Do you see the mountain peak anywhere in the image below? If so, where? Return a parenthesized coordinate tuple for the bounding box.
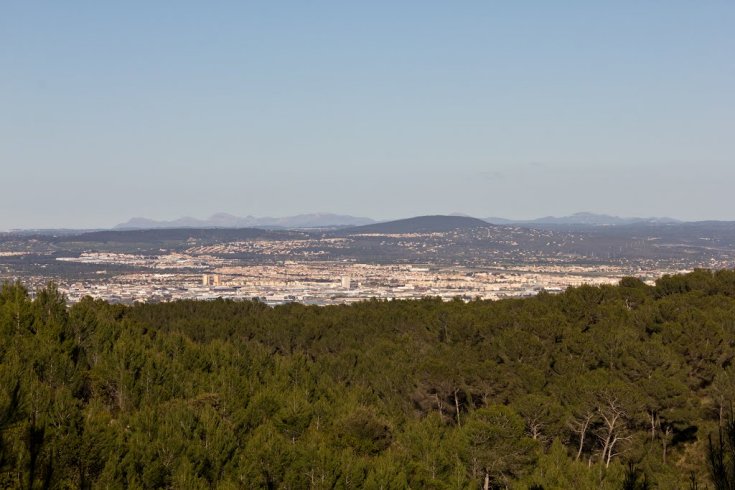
(345, 215, 492, 234)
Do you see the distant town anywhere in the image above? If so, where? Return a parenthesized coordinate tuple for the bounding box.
(3, 214, 732, 305)
(54, 255, 642, 305)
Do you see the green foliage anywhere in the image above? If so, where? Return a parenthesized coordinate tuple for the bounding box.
(1, 271, 735, 487)
(460, 405, 537, 486)
(707, 414, 735, 490)
(622, 463, 650, 490)
(337, 407, 392, 456)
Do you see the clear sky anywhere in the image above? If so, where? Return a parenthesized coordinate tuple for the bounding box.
(1, 1, 733, 229)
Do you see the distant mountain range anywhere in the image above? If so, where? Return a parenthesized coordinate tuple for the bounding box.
(114, 211, 681, 232)
(115, 213, 376, 230)
(483, 212, 680, 226)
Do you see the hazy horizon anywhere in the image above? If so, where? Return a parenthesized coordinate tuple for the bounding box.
(2, 2, 733, 229)
(0, 206, 719, 231)
(0, 208, 716, 232)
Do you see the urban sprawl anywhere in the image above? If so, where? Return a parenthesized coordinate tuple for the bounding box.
(50, 252, 674, 305)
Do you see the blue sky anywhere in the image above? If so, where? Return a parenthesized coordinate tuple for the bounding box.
(1, 1, 733, 229)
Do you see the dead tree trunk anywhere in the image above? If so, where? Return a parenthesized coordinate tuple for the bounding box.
(571, 412, 594, 461)
(454, 389, 462, 427)
(597, 396, 627, 468)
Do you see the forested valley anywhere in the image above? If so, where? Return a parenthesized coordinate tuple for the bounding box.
(4, 270, 735, 488)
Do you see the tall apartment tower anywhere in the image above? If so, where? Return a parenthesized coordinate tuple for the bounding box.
(202, 274, 209, 286)
(213, 274, 221, 286)
(341, 275, 352, 289)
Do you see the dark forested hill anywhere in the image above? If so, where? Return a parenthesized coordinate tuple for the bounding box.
(2, 270, 735, 488)
(341, 215, 493, 234)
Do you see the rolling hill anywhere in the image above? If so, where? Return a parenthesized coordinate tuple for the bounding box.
(342, 215, 493, 234)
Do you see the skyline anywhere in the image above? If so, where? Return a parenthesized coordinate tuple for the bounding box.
(1, 208, 722, 233)
(2, 1, 734, 229)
